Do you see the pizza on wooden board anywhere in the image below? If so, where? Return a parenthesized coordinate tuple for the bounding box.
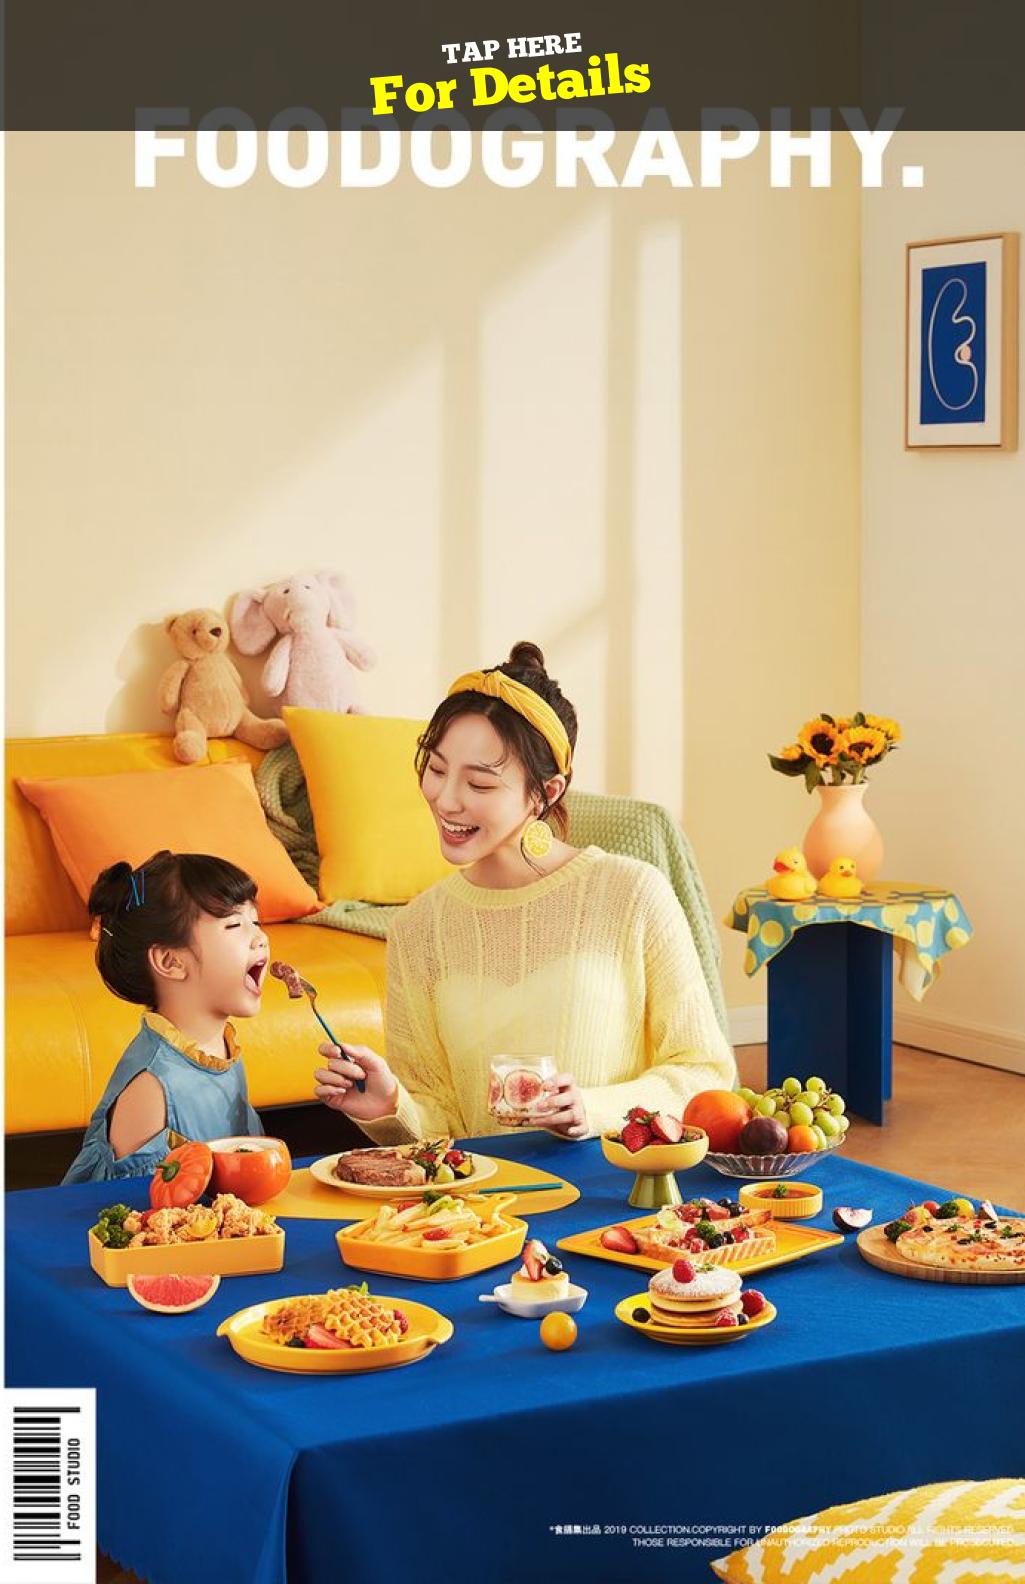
(892, 1207, 1025, 1273)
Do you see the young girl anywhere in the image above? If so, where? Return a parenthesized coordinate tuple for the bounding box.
(314, 641, 737, 1141)
(63, 851, 268, 1182)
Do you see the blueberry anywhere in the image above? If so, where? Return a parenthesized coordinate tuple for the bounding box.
(632, 1307, 650, 1323)
(286, 1337, 306, 1348)
(544, 1257, 563, 1275)
(705, 1232, 724, 1248)
(718, 1198, 732, 1208)
(737, 1313, 749, 1326)
(722, 1231, 735, 1245)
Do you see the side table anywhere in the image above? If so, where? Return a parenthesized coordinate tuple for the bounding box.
(725, 883, 973, 1124)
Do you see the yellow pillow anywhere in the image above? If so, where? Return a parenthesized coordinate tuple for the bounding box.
(711, 1479, 1025, 1582)
(16, 760, 321, 925)
(283, 709, 452, 905)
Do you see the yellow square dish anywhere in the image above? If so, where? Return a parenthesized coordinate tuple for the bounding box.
(336, 1215, 527, 1281)
(88, 1229, 285, 1288)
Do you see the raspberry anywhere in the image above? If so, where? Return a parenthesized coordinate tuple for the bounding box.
(740, 1289, 767, 1317)
(713, 1309, 739, 1328)
(672, 1258, 696, 1284)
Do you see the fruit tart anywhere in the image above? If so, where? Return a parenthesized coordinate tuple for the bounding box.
(635, 1196, 776, 1265)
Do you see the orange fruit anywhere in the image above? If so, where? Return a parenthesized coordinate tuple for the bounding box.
(683, 1090, 753, 1153)
(787, 1124, 820, 1153)
(540, 1312, 577, 1351)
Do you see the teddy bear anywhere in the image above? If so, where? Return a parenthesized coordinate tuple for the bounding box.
(159, 608, 290, 764)
(229, 571, 375, 713)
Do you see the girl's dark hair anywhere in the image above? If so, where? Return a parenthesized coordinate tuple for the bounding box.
(90, 850, 258, 1009)
(415, 641, 579, 838)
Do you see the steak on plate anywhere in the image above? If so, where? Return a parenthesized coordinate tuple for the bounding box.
(333, 1148, 427, 1187)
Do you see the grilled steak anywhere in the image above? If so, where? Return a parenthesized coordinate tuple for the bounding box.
(333, 1148, 427, 1187)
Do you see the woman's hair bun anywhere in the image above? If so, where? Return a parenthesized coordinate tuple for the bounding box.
(88, 859, 135, 918)
(507, 640, 547, 675)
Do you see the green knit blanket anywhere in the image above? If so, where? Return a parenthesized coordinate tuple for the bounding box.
(255, 745, 728, 1037)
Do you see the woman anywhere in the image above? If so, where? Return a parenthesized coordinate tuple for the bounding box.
(315, 642, 736, 1140)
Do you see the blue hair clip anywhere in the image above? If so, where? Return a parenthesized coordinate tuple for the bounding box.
(127, 867, 146, 910)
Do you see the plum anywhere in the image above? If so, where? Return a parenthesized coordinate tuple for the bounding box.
(738, 1115, 789, 1155)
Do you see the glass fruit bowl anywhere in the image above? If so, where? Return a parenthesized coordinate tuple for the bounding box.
(704, 1135, 845, 1180)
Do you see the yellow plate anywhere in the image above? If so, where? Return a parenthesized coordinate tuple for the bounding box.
(217, 1292, 454, 1373)
(337, 1215, 527, 1281)
(601, 1130, 709, 1175)
(309, 1151, 499, 1198)
(89, 1229, 285, 1288)
(558, 1215, 842, 1277)
(615, 1293, 777, 1345)
(739, 1181, 824, 1220)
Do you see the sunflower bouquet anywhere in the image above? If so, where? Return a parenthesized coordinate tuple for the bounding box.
(769, 713, 901, 792)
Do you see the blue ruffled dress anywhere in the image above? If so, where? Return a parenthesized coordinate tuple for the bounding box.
(63, 1013, 263, 1183)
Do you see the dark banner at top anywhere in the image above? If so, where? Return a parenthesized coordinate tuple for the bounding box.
(3, 0, 1025, 132)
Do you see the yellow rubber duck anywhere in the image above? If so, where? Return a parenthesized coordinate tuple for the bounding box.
(766, 847, 817, 901)
(818, 856, 864, 899)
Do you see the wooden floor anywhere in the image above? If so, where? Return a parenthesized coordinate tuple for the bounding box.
(95, 1042, 1023, 1584)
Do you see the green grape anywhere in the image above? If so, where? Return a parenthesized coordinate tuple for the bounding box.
(773, 1108, 791, 1129)
(782, 1077, 802, 1097)
(810, 1125, 827, 1149)
(815, 1111, 841, 1138)
(754, 1096, 777, 1117)
(826, 1092, 846, 1116)
(796, 1090, 819, 1109)
(836, 1114, 851, 1133)
(805, 1075, 827, 1092)
(789, 1101, 814, 1127)
(737, 1087, 758, 1106)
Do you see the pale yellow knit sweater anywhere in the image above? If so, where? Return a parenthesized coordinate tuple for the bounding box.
(362, 846, 737, 1144)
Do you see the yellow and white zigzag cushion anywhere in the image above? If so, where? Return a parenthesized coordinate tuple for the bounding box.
(710, 1479, 1025, 1582)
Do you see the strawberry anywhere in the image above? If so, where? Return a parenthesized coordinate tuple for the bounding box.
(391, 1308, 409, 1334)
(705, 1204, 731, 1221)
(650, 1113, 684, 1145)
(445, 1150, 465, 1165)
(627, 1106, 652, 1124)
(740, 1289, 766, 1317)
(672, 1258, 696, 1284)
(732, 1225, 750, 1242)
(600, 1225, 639, 1255)
(713, 1309, 739, 1328)
(305, 1324, 350, 1349)
(422, 1227, 452, 1242)
(621, 1121, 653, 1153)
(523, 1238, 548, 1279)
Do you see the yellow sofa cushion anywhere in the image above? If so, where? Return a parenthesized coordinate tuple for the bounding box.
(284, 709, 452, 905)
(4, 926, 386, 1133)
(6, 734, 264, 936)
(16, 759, 320, 926)
(711, 1479, 1025, 1582)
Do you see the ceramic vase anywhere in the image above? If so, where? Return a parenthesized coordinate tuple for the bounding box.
(802, 783, 883, 880)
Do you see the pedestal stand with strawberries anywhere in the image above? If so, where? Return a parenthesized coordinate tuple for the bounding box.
(600, 1109, 710, 1208)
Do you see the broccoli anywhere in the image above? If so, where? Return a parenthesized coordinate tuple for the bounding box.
(90, 1203, 136, 1249)
(884, 1218, 912, 1243)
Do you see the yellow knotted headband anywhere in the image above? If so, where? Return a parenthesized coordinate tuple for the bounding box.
(446, 669, 572, 775)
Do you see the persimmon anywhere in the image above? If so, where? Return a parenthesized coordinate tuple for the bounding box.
(682, 1090, 752, 1153)
(787, 1124, 820, 1153)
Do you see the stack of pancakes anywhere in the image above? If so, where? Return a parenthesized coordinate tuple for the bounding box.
(647, 1265, 743, 1328)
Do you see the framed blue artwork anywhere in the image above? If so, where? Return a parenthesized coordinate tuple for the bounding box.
(906, 232, 1018, 450)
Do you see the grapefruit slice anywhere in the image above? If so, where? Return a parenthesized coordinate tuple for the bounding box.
(126, 1273, 221, 1313)
(503, 1069, 545, 1110)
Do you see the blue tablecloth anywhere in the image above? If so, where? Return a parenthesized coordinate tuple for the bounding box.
(6, 1134, 1024, 1584)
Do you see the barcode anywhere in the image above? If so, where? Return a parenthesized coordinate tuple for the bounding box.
(1, 1389, 95, 1584)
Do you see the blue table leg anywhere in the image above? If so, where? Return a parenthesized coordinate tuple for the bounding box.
(766, 923, 892, 1125)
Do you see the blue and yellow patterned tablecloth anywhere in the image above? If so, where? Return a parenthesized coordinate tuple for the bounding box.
(726, 883, 973, 1001)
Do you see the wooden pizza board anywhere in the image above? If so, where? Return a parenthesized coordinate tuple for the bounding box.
(857, 1224, 1025, 1285)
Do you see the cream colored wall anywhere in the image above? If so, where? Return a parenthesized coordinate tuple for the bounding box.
(6, 133, 861, 1012)
(862, 133, 1025, 1065)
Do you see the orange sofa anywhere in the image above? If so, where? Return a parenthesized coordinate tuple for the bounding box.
(5, 733, 386, 1144)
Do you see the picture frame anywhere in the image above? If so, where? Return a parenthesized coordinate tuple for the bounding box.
(905, 232, 1019, 450)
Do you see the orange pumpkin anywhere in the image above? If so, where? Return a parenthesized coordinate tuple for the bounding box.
(207, 1137, 292, 1205)
(150, 1141, 214, 1209)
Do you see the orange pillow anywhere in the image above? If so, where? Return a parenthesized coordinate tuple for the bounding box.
(16, 760, 320, 925)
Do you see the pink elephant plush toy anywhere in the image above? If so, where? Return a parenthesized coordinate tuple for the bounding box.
(229, 571, 375, 713)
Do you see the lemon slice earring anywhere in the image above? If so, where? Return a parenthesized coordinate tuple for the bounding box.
(521, 818, 553, 860)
